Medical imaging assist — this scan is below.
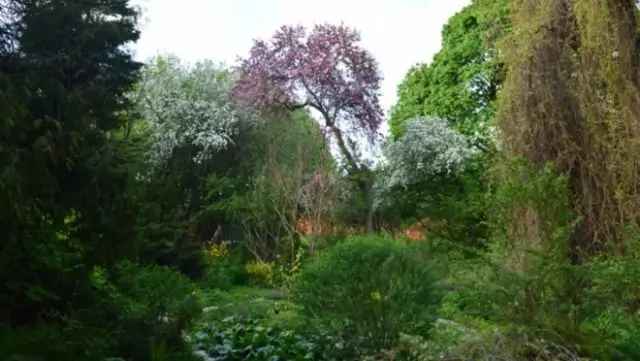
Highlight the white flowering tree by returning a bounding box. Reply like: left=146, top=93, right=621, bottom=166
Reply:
left=133, top=55, right=247, bottom=166
left=127, top=55, right=258, bottom=266
left=375, top=116, right=477, bottom=199
left=373, top=116, right=484, bottom=240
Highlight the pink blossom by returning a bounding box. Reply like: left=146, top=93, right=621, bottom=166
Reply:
left=230, top=23, right=384, bottom=142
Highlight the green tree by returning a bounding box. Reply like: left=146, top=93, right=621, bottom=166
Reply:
left=375, top=117, right=488, bottom=245
left=379, top=0, right=510, bottom=243
left=389, top=0, right=509, bottom=146
left=0, top=0, right=142, bottom=324
left=128, top=55, right=255, bottom=276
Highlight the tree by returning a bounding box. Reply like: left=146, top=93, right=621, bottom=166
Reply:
left=374, top=117, right=487, bottom=244
left=380, top=0, right=509, bottom=242
left=230, top=23, right=384, bottom=233
left=376, top=117, right=478, bottom=194
left=389, top=0, right=509, bottom=146
left=496, top=0, right=640, bottom=261
left=134, top=55, right=248, bottom=166
left=129, top=55, right=256, bottom=275
left=0, top=0, right=142, bottom=324
left=215, top=109, right=343, bottom=261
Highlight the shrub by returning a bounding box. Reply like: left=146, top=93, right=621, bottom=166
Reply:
left=0, top=261, right=203, bottom=361
left=201, top=258, right=251, bottom=290
left=244, top=260, right=273, bottom=286
left=268, top=246, right=306, bottom=292
left=86, top=261, right=203, bottom=360
left=293, top=235, right=440, bottom=355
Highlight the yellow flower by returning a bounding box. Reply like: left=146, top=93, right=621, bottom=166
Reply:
left=203, top=241, right=229, bottom=259
left=370, top=291, right=381, bottom=301
left=245, top=260, right=273, bottom=284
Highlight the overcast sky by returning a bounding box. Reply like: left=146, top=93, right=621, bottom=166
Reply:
left=131, top=0, right=470, bottom=124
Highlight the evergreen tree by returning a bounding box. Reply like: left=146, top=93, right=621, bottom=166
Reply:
left=0, top=0, right=142, bottom=325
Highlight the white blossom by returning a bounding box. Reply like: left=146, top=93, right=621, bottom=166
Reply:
left=133, top=55, right=247, bottom=166
left=373, top=116, right=478, bottom=208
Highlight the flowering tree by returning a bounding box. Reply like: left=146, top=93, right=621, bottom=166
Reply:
left=135, top=55, right=247, bottom=166
left=375, top=116, right=478, bottom=197
left=374, top=116, right=483, bottom=241
left=230, top=23, right=384, bottom=231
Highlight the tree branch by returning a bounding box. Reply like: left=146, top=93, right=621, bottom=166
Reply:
left=298, top=80, right=360, bottom=173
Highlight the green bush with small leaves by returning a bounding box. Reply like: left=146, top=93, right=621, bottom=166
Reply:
left=201, top=258, right=251, bottom=291
left=89, top=261, right=203, bottom=360
left=293, top=235, right=440, bottom=355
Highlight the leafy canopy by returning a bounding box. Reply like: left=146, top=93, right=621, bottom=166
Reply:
left=376, top=116, right=478, bottom=197
left=230, top=23, right=384, bottom=171
left=231, top=23, right=383, bottom=136
left=389, top=0, right=508, bottom=141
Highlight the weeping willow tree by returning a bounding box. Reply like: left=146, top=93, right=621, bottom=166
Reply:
left=495, top=0, right=640, bottom=263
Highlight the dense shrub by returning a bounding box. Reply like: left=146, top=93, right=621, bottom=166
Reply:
left=201, top=258, right=251, bottom=290
left=0, top=261, right=203, bottom=361
left=293, top=235, right=440, bottom=355
left=84, top=261, right=203, bottom=360
left=244, top=260, right=273, bottom=286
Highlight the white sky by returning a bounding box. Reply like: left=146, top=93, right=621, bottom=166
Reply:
left=131, top=0, right=470, bottom=131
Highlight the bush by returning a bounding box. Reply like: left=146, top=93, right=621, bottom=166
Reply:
left=0, top=261, right=203, bottom=361
left=201, top=258, right=251, bottom=290
left=244, top=260, right=273, bottom=286
left=83, top=261, right=203, bottom=360
left=293, top=235, right=440, bottom=355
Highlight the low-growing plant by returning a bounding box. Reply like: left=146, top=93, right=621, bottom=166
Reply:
left=268, top=246, right=305, bottom=292
left=293, top=235, right=440, bottom=355
left=203, top=241, right=231, bottom=260
left=89, top=261, right=203, bottom=360
left=192, top=316, right=342, bottom=361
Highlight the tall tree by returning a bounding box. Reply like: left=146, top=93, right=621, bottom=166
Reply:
left=130, top=55, right=254, bottom=275
left=374, top=117, right=488, bottom=244
left=230, top=23, right=384, bottom=233
left=389, top=0, right=509, bottom=147
left=0, top=0, right=141, bottom=324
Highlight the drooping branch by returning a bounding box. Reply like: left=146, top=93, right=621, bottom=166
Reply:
left=496, top=0, right=640, bottom=261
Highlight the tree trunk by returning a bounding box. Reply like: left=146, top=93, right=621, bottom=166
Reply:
left=361, top=177, right=374, bottom=234
left=364, top=206, right=374, bottom=234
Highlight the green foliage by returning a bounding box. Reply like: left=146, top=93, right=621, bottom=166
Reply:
left=192, top=316, right=341, bottom=361
left=86, top=261, right=203, bottom=360
left=198, top=287, right=299, bottom=328
left=0, top=261, right=202, bottom=361
left=4, top=0, right=640, bottom=359
left=389, top=0, right=508, bottom=141
left=201, top=258, right=251, bottom=291
left=268, top=246, right=306, bottom=293
left=0, top=0, right=142, bottom=325
left=203, top=108, right=340, bottom=261
left=382, top=0, right=510, bottom=244
left=429, top=157, right=640, bottom=360
left=293, top=235, right=440, bottom=355
left=377, top=150, right=490, bottom=248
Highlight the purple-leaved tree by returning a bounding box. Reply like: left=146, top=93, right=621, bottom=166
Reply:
left=230, top=23, right=384, bottom=232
